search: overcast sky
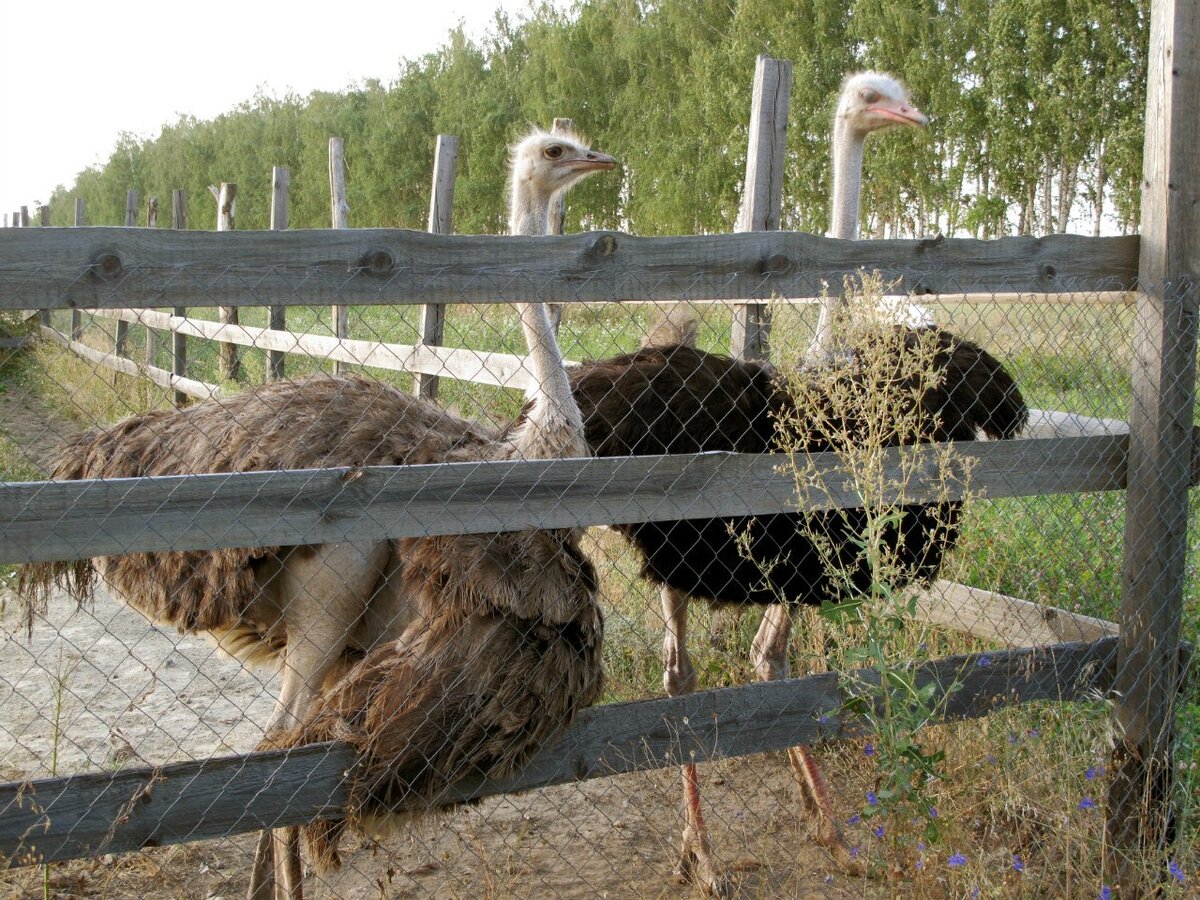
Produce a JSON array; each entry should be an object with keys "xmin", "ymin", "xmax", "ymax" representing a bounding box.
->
[{"xmin": 0, "ymin": 0, "xmax": 551, "ymax": 219}]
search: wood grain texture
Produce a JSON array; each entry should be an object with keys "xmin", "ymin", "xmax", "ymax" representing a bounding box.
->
[
  {"xmin": 0, "ymin": 435, "xmax": 1129, "ymax": 564},
  {"xmin": 0, "ymin": 638, "xmax": 1118, "ymax": 867},
  {"xmin": 268, "ymin": 166, "xmax": 290, "ymax": 380},
  {"xmin": 0, "ymin": 229, "xmax": 1140, "ymax": 311}
]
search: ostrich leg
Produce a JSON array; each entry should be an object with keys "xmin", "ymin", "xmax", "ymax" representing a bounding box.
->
[
  {"xmin": 750, "ymin": 606, "xmax": 866, "ymax": 877},
  {"xmin": 661, "ymin": 585, "xmax": 730, "ymax": 898}
]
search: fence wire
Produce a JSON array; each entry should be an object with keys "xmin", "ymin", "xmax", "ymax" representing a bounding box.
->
[{"xmin": 0, "ymin": 261, "xmax": 1194, "ymax": 899}]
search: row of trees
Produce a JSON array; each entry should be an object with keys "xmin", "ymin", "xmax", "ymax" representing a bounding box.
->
[{"xmin": 42, "ymin": 0, "xmax": 1148, "ymax": 239}]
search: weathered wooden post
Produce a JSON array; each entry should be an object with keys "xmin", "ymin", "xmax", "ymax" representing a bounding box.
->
[
  {"xmin": 38, "ymin": 208, "xmax": 51, "ymax": 324},
  {"xmin": 268, "ymin": 166, "xmax": 290, "ymax": 380},
  {"xmin": 71, "ymin": 198, "xmax": 84, "ymax": 341},
  {"xmin": 171, "ymin": 190, "xmax": 188, "ymax": 406},
  {"xmin": 19, "ymin": 206, "xmax": 29, "ymax": 227},
  {"xmin": 208, "ymin": 183, "xmax": 239, "ymax": 381},
  {"xmin": 114, "ymin": 191, "xmax": 138, "ymax": 357},
  {"xmin": 413, "ymin": 134, "xmax": 458, "ymax": 400},
  {"xmin": 144, "ymin": 197, "xmax": 159, "ymax": 367},
  {"xmin": 730, "ymin": 55, "xmax": 791, "ymax": 362},
  {"xmin": 1105, "ymin": 0, "xmax": 1198, "ymax": 893},
  {"xmin": 329, "ymin": 137, "xmax": 350, "ymax": 374}
]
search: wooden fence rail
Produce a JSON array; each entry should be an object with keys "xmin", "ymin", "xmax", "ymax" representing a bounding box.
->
[
  {"xmin": 0, "ymin": 229, "xmax": 1140, "ymax": 311},
  {"xmin": 0, "ymin": 637, "xmax": 1120, "ymax": 868}
]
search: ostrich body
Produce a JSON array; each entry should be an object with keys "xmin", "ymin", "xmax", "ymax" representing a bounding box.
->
[
  {"xmin": 810, "ymin": 71, "xmax": 930, "ymax": 358},
  {"xmin": 563, "ymin": 317, "xmax": 1028, "ymax": 893},
  {"xmin": 20, "ymin": 129, "xmax": 616, "ymax": 899}
]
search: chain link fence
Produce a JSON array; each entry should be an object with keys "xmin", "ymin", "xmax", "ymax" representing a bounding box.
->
[{"xmin": 0, "ymin": 233, "xmax": 1194, "ymax": 900}]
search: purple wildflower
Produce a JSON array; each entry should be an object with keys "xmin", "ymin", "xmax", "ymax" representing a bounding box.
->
[
  {"xmin": 1079, "ymin": 796, "xmax": 1097, "ymax": 810},
  {"xmin": 1085, "ymin": 765, "xmax": 1098, "ymax": 780},
  {"xmin": 1012, "ymin": 854, "xmax": 1024, "ymax": 872},
  {"xmin": 850, "ymin": 846, "xmax": 861, "ymax": 859},
  {"xmin": 976, "ymin": 655, "xmax": 992, "ymax": 667},
  {"xmin": 873, "ymin": 825, "xmax": 885, "ymax": 839},
  {"xmin": 848, "ymin": 814, "xmax": 862, "ymax": 825},
  {"xmin": 1168, "ymin": 860, "xmax": 1185, "ymax": 883},
  {"xmin": 866, "ymin": 791, "xmax": 878, "ymax": 806},
  {"xmin": 1029, "ymin": 727, "xmax": 1040, "ymax": 738},
  {"xmin": 971, "ymin": 887, "xmax": 980, "ymax": 899},
  {"xmin": 929, "ymin": 806, "xmax": 938, "ymax": 819},
  {"xmin": 1098, "ymin": 887, "xmax": 1112, "ymax": 900},
  {"xmin": 915, "ymin": 858, "xmax": 925, "ymax": 871},
  {"xmin": 864, "ymin": 742, "xmax": 875, "ymax": 756},
  {"xmin": 949, "ymin": 853, "xmax": 967, "ymax": 867},
  {"xmin": 917, "ymin": 841, "xmax": 926, "ymax": 851}
]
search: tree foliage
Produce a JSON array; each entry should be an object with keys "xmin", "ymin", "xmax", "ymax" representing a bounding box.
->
[{"xmin": 46, "ymin": 0, "xmax": 1149, "ymax": 237}]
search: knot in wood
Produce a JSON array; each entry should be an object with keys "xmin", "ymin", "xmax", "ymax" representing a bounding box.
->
[
  {"xmin": 1040, "ymin": 263, "xmax": 1058, "ymax": 280},
  {"xmin": 91, "ymin": 252, "xmax": 123, "ymax": 280},
  {"xmin": 358, "ymin": 249, "xmax": 395, "ymax": 277},
  {"xmin": 586, "ymin": 233, "xmax": 617, "ymax": 259},
  {"xmin": 760, "ymin": 253, "xmax": 791, "ymax": 276},
  {"xmin": 915, "ymin": 234, "xmax": 945, "ymax": 253}
]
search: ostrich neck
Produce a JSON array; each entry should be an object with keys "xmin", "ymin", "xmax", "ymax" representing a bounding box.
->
[
  {"xmin": 830, "ymin": 120, "xmax": 866, "ymax": 240},
  {"xmin": 508, "ymin": 188, "xmax": 586, "ymax": 457}
]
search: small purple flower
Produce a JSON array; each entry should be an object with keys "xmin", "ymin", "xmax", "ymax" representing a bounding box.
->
[
  {"xmin": 864, "ymin": 742, "xmax": 875, "ymax": 756},
  {"xmin": 987, "ymin": 754, "xmax": 998, "ymax": 766},
  {"xmin": 848, "ymin": 814, "xmax": 862, "ymax": 825},
  {"xmin": 976, "ymin": 655, "xmax": 992, "ymax": 667},
  {"xmin": 1079, "ymin": 796, "xmax": 1097, "ymax": 810},
  {"xmin": 1008, "ymin": 732, "xmax": 1019, "ymax": 745},
  {"xmin": 817, "ymin": 713, "xmax": 833, "ymax": 726},
  {"xmin": 929, "ymin": 806, "xmax": 938, "ymax": 819},
  {"xmin": 850, "ymin": 846, "xmax": 861, "ymax": 859},
  {"xmin": 873, "ymin": 825, "xmax": 885, "ymax": 839},
  {"xmin": 917, "ymin": 841, "xmax": 926, "ymax": 851},
  {"xmin": 915, "ymin": 858, "xmax": 925, "ymax": 871},
  {"xmin": 1029, "ymin": 728, "xmax": 1040, "ymax": 738},
  {"xmin": 1098, "ymin": 887, "xmax": 1112, "ymax": 900},
  {"xmin": 971, "ymin": 887, "xmax": 980, "ymax": 899},
  {"xmin": 1168, "ymin": 860, "xmax": 1185, "ymax": 883},
  {"xmin": 948, "ymin": 852, "xmax": 967, "ymax": 867},
  {"xmin": 1085, "ymin": 765, "xmax": 1098, "ymax": 780},
  {"xmin": 866, "ymin": 791, "xmax": 878, "ymax": 806}
]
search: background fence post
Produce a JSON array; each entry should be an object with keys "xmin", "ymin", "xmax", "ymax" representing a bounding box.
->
[
  {"xmin": 413, "ymin": 134, "xmax": 457, "ymax": 400},
  {"xmin": 113, "ymin": 191, "xmax": 138, "ymax": 357},
  {"xmin": 1105, "ymin": 0, "xmax": 1198, "ymax": 892},
  {"xmin": 38, "ymin": 207, "xmax": 51, "ymax": 325},
  {"xmin": 19, "ymin": 206, "xmax": 29, "ymax": 227},
  {"xmin": 171, "ymin": 190, "xmax": 188, "ymax": 406},
  {"xmin": 144, "ymin": 197, "xmax": 159, "ymax": 367},
  {"xmin": 730, "ymin": 55, "xmax": 791, "ymax": 362},
  {"xmin": 209, "ymin": 183, "xmax": 239, "ymax": 381},
  {"xmin": 268, "ymin": 166, "xmax": 289, "ymax": 381},
  {"xmin": 71, "ymin": 198, "xmax": 84, "ymax": 340},
  {"xmin": 329, "ymin": 137, "xmax": 350, "ymax": 375}
]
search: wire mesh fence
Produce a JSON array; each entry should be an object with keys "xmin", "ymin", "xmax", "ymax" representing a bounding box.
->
[{"xmin": 0, "ymin": 238, "xmax": 1194, "ymax": 900}]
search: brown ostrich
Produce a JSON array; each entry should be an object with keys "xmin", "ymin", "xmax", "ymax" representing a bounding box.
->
[{"xmin": 20, "ymin": 128, "xmax": 617, "ymax": 899}]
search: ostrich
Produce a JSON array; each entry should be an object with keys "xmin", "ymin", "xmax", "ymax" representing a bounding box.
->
[
  {"xmin": 19, "ymin": 128, "xmax": 617, "ymax": 899},
  {"xmin": 809, "ymin": 70, "xmax": 931, "ymax": 359},
  {"xmin": 563, "ymin": 312, "xmax": 1027, "ymax": 894}
]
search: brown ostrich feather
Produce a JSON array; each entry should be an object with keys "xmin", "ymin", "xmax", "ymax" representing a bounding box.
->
[
  {"xmin": 18, "ymin": 374, "xmax": 493, "ymax": 639},
  {"xmin": 268, "ymin": 528, "xmax": 603, "ymax": 872}
]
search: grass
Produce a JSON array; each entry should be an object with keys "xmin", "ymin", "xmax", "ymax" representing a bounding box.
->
[{"xmin": 3, "ymin": 294, "xmax": 1197, "ymax": 896}]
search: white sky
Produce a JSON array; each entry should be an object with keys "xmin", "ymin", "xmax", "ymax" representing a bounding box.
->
[{"xmin": 0, "ymin": 0, "xmax": 551, "ymax": 219}]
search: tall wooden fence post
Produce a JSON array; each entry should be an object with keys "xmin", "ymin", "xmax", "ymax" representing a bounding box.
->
[
  {"xmin": 38, "ymin": 207, "xmax": 51, "ymax": 325},
  {"xmin": 114, "ymin": 191, "xmax": 138, "ymax": 357},
  {"xmin": 19, "ymin": 206, "xmax": 29, "ymax": 227},
  {"xmin": 267, "ymin": 166, "xmax": 290, "ymax": 381},
  {"xmin": 171, "ymin": 190, "xmax": 188, "ymax": 406},
  {"xmin": 1105, "ymin": 0, "xmax": 1198, "ymax": 893},
  {"xmin": 730, "ymin": 55, "xmax": 791, "ymax": 362},
  {"xmin": 413, "ymin": 134, "xmax": 458, "ymax": 400},
  {"xmin": 208, "ymin": 183, "xmax": 239, "ymax": 381},
  {"xmin": 144, "ymin": 197, "xmax": 159, "ymax": 367},
  {"xmin": 1104, "ymin": 0, "xmax": 1200, "ymax": 897},
  {"xmin": 71, "ymin": 199, "xmax": 84, "ymax": 340},
  {"xmin": 329, "ymin": 137, "xmax": 350, "ymax": 375}
]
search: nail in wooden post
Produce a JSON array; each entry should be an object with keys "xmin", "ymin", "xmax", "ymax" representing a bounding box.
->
[{"xmin": 413, "ymin": 135, "xmax": 458, "ymax": 400}]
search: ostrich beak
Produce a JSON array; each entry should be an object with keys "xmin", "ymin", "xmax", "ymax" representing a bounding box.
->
[
  {"xmin": 868, "ymin": 101, "xmax": 929, "ymax": 129},
  {"xmin": 558, "ymin": 150, "xmax": 619, "ymax": 173}
]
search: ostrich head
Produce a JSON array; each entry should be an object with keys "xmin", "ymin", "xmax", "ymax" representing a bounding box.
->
[
  {"xmin": 835, "ymin": 71, "xmax": 928, "ymax": 138},
  {"xmin": 508, "ymin": 129, "xmax": 618, "ymax": 235}
]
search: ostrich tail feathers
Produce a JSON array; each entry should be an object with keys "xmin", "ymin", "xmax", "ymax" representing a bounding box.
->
[
  {"xmin": 936, "ymin": 332, "xmax": 1030, "ymax": 440},
  {"xmin": 642, "ymin": 303, "xmax": 699, "ymax": 349},
  {"xmin": 302, "ymin": 819, "xmax": 346, "ymax": 875}
]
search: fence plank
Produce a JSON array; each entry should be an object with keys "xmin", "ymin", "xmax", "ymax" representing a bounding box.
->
[
  {"xmin": 0, "ymin": 638, "xmax": 1119, "ymax": 867},
  {"xmin": 329, "ymin": 137, "xmax": 350, "ymax": 375},
  {"xmin": 170, "ymin": 190, "xmax": 188, "ymax": 406},
  {"xmin": 732, "ymin": 55, "xmax": 791, "ymax": 362},
  {"xmin": 89, "ymin": 308, "xmax": 540, "ymax": 389},
  {"xmin": 1107, "ymin": 0, "xmax": 1199, "ymax": 886},
  {"xmin": 0, "ymin": 229, "xmax": 1140, "ymax": 311},
  {"xmin": 414, "ymin": 134, "xmax": 458, "ymax": 400},
  {"xmin": 0, "ymin": 435, "xmax": 1130, "ymax": 564},
  {"xmin": 268, "ymin": 166, "xmax": 289, "ymax": 380}
]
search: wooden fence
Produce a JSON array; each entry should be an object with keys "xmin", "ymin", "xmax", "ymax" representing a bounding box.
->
[{"xmin": 0, "ymin": 3, "xmax": 1194, "ymax": 894}]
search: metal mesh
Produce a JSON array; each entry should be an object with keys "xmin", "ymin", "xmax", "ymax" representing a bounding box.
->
[{"xmin": 0, "ymin": 256, "xmax": 1194, "ymax": 899}]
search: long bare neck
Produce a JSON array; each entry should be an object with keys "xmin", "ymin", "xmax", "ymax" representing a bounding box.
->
[
  {"xmin": 830, "ymin": 118, "xmax": 866, "ymax": 240},
  {"xmin": 506, "ymin": 182, "xmax": 586, "ymax": 459}
]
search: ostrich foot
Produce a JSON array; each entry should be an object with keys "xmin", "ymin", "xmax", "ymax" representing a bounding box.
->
[
  {"xmin": 675, "ymin": 824, "xmax": 730, "ymax": 898},
  {"xmin": 786, "ymin": 746, "xmax": 868, "ymax": 878}
]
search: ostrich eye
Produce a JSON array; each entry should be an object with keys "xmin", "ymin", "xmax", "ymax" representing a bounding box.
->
[
  {"xmin": 861, "ymin": 89, "xmax": 880, "ymax": 104},
  {"xmin": 544, "ymin": 145, "xmax": 564, "ymax": 160}
]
